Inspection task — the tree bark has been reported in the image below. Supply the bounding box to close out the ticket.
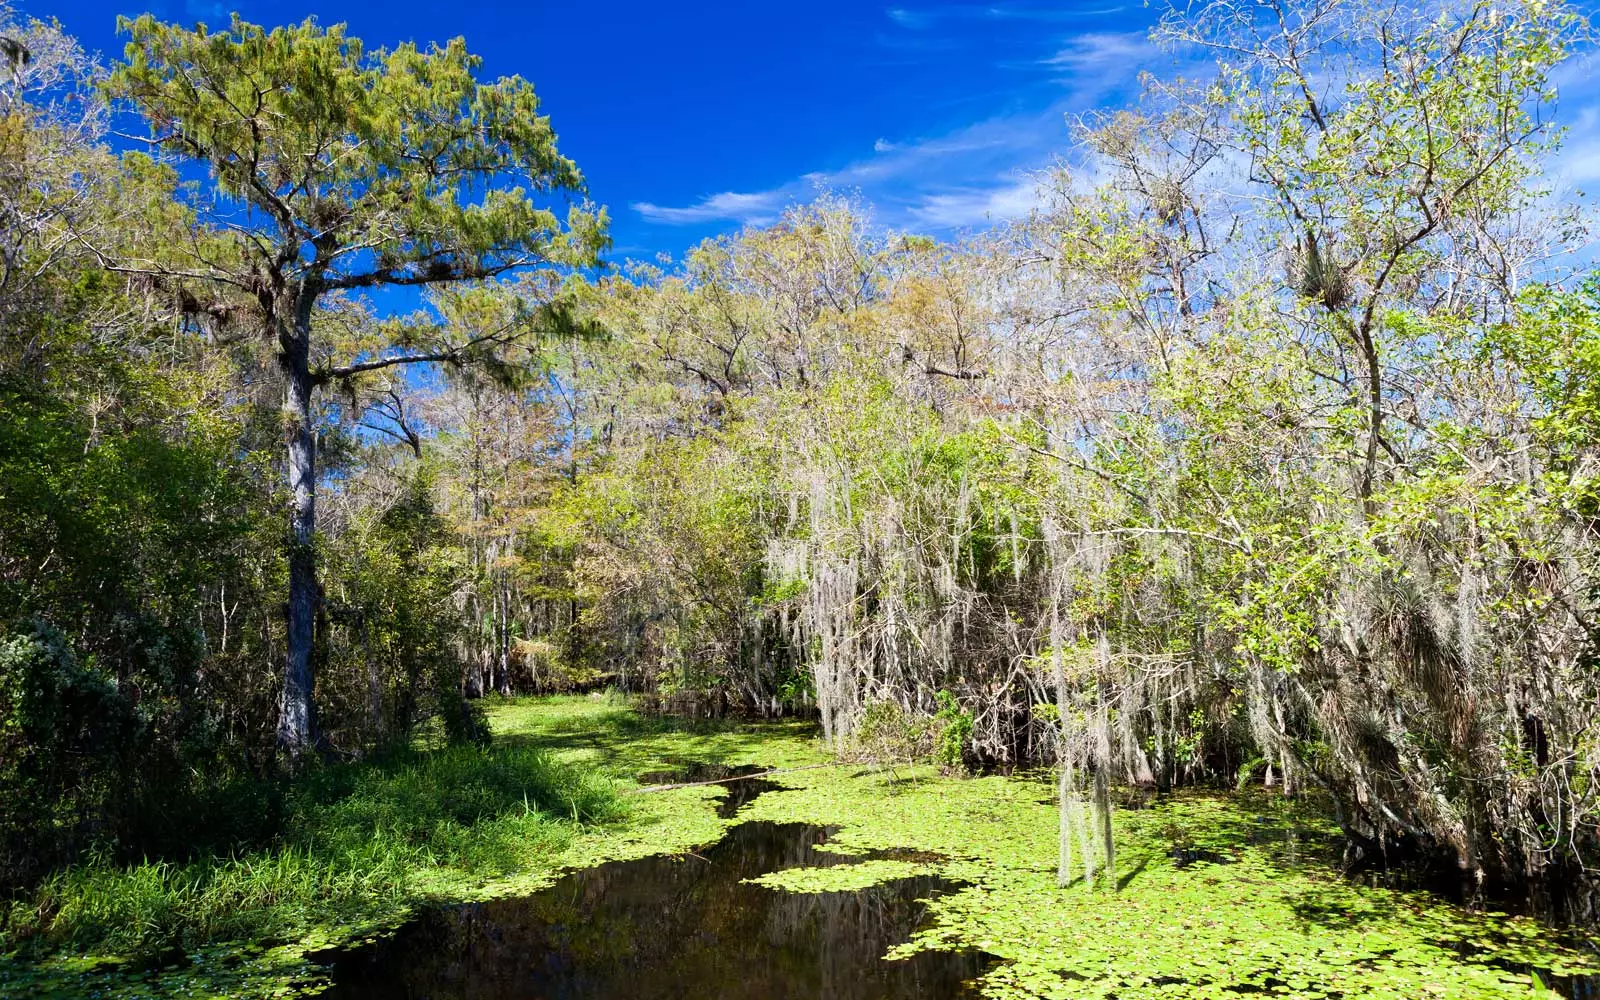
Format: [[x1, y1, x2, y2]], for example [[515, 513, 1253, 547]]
[[495, 568, 511, 696], [278, 292, 320, 756], [1053, 609, 1073, 888]]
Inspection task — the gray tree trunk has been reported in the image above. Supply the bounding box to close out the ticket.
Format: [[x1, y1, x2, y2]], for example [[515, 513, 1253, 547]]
[[495, 570, 511, 695], [278, 293, 319, 756]]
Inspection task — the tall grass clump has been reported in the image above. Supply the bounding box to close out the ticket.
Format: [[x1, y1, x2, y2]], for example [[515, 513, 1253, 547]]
[[0, 744, 622, 959]]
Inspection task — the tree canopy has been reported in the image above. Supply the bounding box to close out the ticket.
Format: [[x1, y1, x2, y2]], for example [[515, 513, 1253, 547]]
[[107, 14, 606, 296]]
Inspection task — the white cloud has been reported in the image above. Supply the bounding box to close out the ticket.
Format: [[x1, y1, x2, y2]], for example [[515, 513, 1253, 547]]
[[629, 15, 1160, 234], [887, 7, 930, 28], [1041, 30, 1151, 73], [1552, 105, 1600, 188], [634, 1, 1600, 250], [631, 190, 787, 226], [633, 108, 1060, 229], [830, 110, 1058, 187], [908, 175, 1044, 228], [888, 4, 1129, 28]]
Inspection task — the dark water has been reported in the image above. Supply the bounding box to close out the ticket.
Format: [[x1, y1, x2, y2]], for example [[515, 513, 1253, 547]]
[[636, 761, 785, 819], [311, 820, 992, 1000]]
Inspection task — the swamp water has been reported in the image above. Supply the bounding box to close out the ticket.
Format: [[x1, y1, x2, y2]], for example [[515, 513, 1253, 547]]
[[634, 760, 786, 819], [312, 767, 992, 1000]]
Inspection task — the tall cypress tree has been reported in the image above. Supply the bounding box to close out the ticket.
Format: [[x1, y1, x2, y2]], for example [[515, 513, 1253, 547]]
[[104, 15, 606, 756]]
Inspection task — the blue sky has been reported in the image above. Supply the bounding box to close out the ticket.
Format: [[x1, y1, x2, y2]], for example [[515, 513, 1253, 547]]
[[27, 0, 1600, 263], [36, 0, 1180, 259]]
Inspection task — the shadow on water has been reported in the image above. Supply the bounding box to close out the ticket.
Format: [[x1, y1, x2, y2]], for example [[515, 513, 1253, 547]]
[[636, 760, 785, 819], [310, 820, 994, 1000]]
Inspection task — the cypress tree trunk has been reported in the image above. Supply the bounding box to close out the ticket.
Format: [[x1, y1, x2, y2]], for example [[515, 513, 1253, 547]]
[[278, 294, 319, 756], [496, 568, 512, 696], [1055, 650, 1074, 886]]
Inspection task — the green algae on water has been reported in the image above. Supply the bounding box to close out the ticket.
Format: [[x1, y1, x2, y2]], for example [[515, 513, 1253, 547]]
[[734, 767, 1599, 999], [744, 858, 936, 893], [5, 697, 1597, 999]]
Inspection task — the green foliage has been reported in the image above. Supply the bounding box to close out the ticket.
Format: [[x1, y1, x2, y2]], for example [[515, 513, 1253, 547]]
[[5, 9, 1600, 993], [6, 698, 1598, 998], [107, 14, 607, 285], [0, 300, 269, 884], [1493, 279, 1600, 514], [1217, 0, 1576, 302], [321, 470, 486, 749], [743, 858, 931, 893], [3, 740, 620, 960], [0, 624, 135, 884], [850, 700, 937, 768], [932, 690, 972, 773], [542, 428, 778, 698], [850, 693, 972, 774], [99, 7, 610, 759], [737, 751, 1600, 1000], [1172, 706, 1208, 765]]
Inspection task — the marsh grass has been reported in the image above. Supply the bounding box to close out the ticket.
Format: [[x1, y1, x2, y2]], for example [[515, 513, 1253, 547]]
[[1, 742, 622, 960]]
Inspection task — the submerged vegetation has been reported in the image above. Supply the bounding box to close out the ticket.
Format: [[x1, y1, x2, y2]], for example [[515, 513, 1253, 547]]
[[3, 0, 1600, 993]]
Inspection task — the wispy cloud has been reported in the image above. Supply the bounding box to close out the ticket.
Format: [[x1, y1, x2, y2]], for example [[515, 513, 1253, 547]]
[[1041, 31, 1151, 73], [909, 175, 1044, 228], [991, 4, 1128, 20], [633, 111, 1057, 231], [1550, 52, 1600, 190], [632, 190, 787, 226], [632, 7, 1159, 235], [1553, 107, 1600, 189], [886, 7, 933, 29], [632, 0, 1600, 253], [887, 4, 1128, 29]]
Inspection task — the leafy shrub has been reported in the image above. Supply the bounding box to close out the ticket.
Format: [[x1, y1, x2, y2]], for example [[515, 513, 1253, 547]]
[[932, 690, 973, 773], [848, 692, 972, 774], [0, 623, 136, 886], [848, 700, 935, 768], [518, 638, 603, 692]]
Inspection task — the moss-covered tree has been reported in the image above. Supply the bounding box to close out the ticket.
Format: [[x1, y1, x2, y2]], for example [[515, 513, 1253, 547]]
[[102, 16, 606, 755]]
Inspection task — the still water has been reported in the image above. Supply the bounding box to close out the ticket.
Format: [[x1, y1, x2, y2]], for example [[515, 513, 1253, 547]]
[[313, 771, 991, 1000]]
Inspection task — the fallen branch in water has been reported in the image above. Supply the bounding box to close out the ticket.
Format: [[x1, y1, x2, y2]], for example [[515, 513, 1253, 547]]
[[629, 761, 841, 794]]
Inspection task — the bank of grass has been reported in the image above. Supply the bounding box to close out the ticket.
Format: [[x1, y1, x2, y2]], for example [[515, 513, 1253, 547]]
[[3, 740, 622, 960], [489, 693, 829, 773], [0, 696, 802, 998]]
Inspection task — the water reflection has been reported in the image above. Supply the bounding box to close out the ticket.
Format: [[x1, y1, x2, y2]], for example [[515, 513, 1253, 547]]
[[635, 761, 785, 819], [313, 822, 992, 1000]]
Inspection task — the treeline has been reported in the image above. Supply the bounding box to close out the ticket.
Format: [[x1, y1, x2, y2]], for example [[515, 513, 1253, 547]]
[[526, 0, 1600, 887], [0, 8, 599, 888], [0, 0, 1597, 905]]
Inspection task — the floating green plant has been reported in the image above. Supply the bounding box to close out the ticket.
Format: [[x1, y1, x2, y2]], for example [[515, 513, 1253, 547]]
[[4, 698, 1595, 999], [744, 859, 934, 893]]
